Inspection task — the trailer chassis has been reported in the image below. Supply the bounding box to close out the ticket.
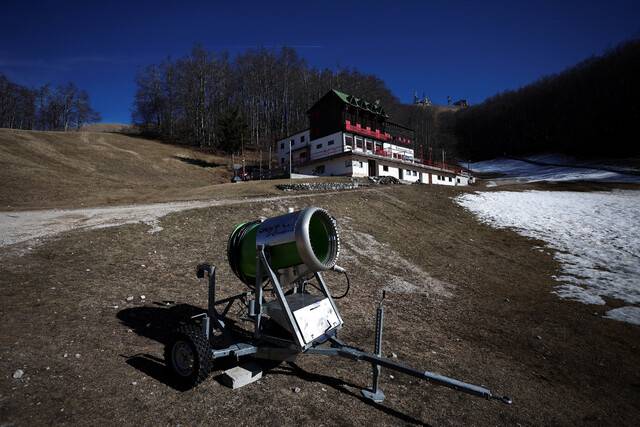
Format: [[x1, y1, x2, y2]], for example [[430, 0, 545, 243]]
[[164, 256, 511, 406]]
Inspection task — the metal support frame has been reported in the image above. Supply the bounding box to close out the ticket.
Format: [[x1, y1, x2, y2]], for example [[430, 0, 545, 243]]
[[306, 337, 512, 404], [314, 272, 343, 327], [257, 246, 312, 349], [191, 261, 512, 406]]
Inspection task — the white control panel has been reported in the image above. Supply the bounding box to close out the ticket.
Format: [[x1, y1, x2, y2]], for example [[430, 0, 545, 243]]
[[293, 298, 341, 344]]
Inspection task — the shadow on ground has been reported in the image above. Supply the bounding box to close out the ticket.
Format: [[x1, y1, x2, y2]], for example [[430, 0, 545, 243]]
[[117, 302, 206, 391], [275, 362, 430, 426], [117, 303, 429, 424], [173, 156, 222, 168]]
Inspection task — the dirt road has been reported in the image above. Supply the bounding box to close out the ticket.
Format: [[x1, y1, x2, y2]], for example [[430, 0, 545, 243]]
[[0, 192, 354, 248]]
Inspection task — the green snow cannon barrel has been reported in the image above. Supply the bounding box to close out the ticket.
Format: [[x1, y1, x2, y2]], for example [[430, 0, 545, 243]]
[[227, 207, 340, 287]]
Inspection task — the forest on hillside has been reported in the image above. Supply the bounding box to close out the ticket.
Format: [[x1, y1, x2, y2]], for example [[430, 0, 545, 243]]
[[0, 75, 100, 131], [453, 39, 640, 160], [133, 45, 457, 159], [133, 46, 397, 153]]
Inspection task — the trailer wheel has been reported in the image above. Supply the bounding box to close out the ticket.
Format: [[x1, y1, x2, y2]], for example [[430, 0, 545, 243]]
[[165, 324, 211, 388]]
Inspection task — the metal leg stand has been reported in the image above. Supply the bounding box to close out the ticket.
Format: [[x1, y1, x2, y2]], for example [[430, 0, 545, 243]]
[[361, 292, 386, 403]]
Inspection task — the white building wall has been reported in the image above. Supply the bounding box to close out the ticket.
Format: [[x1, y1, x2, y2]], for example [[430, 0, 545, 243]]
[[309, 131, 345, 161], [276, 130, 310, 165], [350, 159, 369, 177], [378, 164, 399, 179], [297, 157, 352, 176], [431, 174, 457, 186], [456, 175, 470, 186], [400, 167, 420, 182]]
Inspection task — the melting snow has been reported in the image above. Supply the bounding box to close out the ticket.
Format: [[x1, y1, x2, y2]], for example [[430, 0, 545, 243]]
[[604, 307, 640, 326], [471, 154, 640, 184], [456, 190, 640, 325]]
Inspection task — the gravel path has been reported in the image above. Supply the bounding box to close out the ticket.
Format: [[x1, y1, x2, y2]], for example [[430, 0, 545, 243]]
[[0, 192, 341, 248]]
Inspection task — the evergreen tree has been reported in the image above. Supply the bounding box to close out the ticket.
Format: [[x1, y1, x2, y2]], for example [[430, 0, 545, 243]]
[[215, 108, 247, 153]]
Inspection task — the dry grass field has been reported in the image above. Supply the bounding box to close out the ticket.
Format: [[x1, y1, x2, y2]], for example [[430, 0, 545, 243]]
[[0, 129, 236, 210]]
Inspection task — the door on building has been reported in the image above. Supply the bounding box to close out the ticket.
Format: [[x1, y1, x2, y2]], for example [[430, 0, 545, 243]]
[[368, 160, 377, 177], [399, 168, 404, 180]]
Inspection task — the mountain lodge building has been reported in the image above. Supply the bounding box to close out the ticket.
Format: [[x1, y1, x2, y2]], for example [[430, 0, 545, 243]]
[[276, 89, 472, 186]]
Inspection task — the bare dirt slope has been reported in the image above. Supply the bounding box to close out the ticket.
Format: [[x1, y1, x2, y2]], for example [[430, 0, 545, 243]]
[[1, 184, 638, 426], [0, 129, 234, 210]]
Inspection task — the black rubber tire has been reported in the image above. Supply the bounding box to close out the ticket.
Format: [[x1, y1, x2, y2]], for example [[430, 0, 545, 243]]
[[164, 324, 211, 388]]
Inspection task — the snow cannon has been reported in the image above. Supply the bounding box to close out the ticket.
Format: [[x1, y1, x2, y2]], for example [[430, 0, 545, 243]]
[[162, 206, 513, 409], [227, 207, 340, 287]]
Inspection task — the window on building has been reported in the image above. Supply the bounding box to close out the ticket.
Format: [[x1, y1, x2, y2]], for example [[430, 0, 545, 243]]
[[383, 165, 389, 172], [328, 140, 334, 146], [291, 139, 295, 146], [316, 143, 323, 149], [457, 178, 460, 183], [300, 152, 307, 158], [359, 161, 364, 168], [448, 177, 452, 182], [413, 171, 417, 176], [300, 135, 305, 142], [280, 143, 284, 150], [365, 140, 373, 151], [355, 137, 363, 149], [345, 135, 353, 148], [281, 157, 285, 164]]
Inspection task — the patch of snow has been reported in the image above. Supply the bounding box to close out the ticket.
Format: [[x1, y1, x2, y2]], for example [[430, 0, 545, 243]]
[[471, 154, 640, 184], [456, 190, 640, 324], [604, 306, 640, 326]]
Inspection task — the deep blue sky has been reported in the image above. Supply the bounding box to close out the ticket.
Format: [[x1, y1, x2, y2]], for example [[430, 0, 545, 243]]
[[1, 0, 638, 123]]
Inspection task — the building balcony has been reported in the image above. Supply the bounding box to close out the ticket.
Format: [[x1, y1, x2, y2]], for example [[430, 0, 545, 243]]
[[371, 149, 463, 174], [390, 136, 413, 145], [345, 120, 391, 141], [373, 148, 412, 161]]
